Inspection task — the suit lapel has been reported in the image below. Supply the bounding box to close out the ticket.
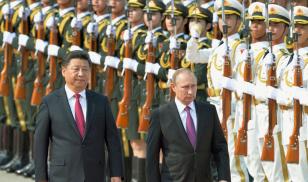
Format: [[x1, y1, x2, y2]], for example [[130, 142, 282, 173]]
[[83, 91, 94, 142], [170, 101, 193, 150], [58, 88, 81, 139]]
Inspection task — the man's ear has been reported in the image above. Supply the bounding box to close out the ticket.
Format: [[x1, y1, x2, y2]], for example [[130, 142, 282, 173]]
[[170, 82, 176, 93], [61, 66, 66, 77]]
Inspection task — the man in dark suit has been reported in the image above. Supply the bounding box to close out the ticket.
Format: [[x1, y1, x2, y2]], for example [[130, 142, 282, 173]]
[[34, 51, 123, 182], [146, 68, 230, 182]]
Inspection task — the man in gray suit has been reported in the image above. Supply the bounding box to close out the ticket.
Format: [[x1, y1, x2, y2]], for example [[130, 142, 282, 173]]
[[146, 68, 230, 182], [34, 51, 123, 182]]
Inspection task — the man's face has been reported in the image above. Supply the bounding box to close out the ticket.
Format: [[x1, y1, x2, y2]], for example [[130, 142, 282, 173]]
[[62, 58, 90, 93], [218, 14, 241, 36], [92, 0, 107, 14], [295, 24, 308, 45], [165, 15, 187, 34], [78, 0, 89, 12], [269, 22, 287, 42], [144, 12, 163, 29], [171, 72, 197, 106], [57, 0, 72, 8], [250, 19, 266, 40], [109, 0, 125, 15], [128, 7, 144, 24]]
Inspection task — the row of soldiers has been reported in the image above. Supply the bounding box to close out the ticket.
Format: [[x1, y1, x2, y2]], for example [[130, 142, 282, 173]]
[[0, 0, 307, 182]]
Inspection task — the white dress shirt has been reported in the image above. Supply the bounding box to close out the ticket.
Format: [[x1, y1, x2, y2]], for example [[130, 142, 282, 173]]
[[174, 98, 197, 132], [65, 85, 87, 122]]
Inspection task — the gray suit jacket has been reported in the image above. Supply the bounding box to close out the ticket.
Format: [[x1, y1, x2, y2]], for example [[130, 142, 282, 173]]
[[146, 101, 230, 182], [34, 88, 123, 182]]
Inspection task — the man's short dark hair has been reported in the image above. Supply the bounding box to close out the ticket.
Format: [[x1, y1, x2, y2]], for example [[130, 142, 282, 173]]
[[62, 50, 92, 67]]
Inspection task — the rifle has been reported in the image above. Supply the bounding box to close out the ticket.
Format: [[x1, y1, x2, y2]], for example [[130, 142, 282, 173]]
[[72, 0, 81, 46], [221, 0, 231, 141], [138, 0, 155, 133], [0, 0, 13, 96], [286, 1, 301, 164], [31, 10, 45, 105], [88, 0, 98, 90], [45, 15, 58, 95], [104, 6, 116, 99], [169, 0, 180, 100], [116, 6, 132, 129], [15, 3, 30, 100], [261, 0, 277, 161], [235, 0, 250, 156]]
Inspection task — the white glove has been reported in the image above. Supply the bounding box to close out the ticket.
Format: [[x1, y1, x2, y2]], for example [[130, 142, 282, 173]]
[[1, 4, 12, 17], [46, 16, 57, 29], [3, 31, 16, 45], [266, 86, 278, 100], [47, 44, 60, 57], [70, 17, 82, 30], [263, 52, 275, 65], [213, 12, 218, 23], [145, 31, 154, 44], [18, 7, 30, 18], [237, 80, 255, 95], [88, 51, 101, 65], [34, 12, 43, 24], [123, 29, 132, 42], [168, 69, 176, 81], [69, 45, 83, 51], [35, 39, 48, 53], [190, 29, 200, 39], [104, 56, 120, 69], [289, 54, 304, 69], [169, 36, 178, 50], [145, 62, 161, 75], [219, 76, 237, 91], [254, 85, 268, 101], [122, 58, 138, 73], [87, 22, 98, 35], [298, 89, 308, 106], [18, 34, 29, 47], [292, 86, 302, 100], [106, 25, 115, 37], [186, 37, 199, 62], [211, 39, 221, 49], [276, 89, 291, 105]]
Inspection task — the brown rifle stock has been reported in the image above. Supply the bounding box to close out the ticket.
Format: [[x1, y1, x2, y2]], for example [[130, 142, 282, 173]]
[[116, 39, 132, 128], [138, 41, 156, 133], [45, 22, 58, 95], [169, 49, 180, 100], [88, 30, 97, 90], [286, 60, 302, 164], [234, 58, 252, 156], [261, 64, 277, 161], [213, 22, 222, 40], [31, 20, 45, 105], [221, 55, 231, 141], [0, 13, 13, 96], [14, 14, 29, 100], [104, 33, 116, 99]]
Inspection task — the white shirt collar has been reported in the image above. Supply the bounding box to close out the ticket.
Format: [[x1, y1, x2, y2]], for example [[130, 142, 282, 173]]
[[65, 85, 86, 100], [111, 14, 126, 25], [222, 33, 240, 43], [131, 23, 144, 33], [29, 2, 40, 10], [77, 11, 91, 19], [273, 43, 286, 53], [59, 7, 75, 17], [95, 14, 110, 23], [175, 97, 195, 113], [251, 41, 269, 50], [42, 6, 52, 15]]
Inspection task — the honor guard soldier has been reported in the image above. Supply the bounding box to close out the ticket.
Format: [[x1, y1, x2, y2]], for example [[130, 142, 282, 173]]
[[158, 1, 189, 104], [0, 0, 27, 173], [279, 5, 308, 182], [186, 0, 250, 181], [255, 3, 291, 181], [187, 4, 212, 102]]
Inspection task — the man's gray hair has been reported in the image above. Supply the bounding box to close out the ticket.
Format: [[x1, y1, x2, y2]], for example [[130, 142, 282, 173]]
[[171, 68, 197, 84]]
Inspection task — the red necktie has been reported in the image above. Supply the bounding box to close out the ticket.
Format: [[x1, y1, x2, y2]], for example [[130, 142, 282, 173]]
[[75, 94, 85, 138]]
